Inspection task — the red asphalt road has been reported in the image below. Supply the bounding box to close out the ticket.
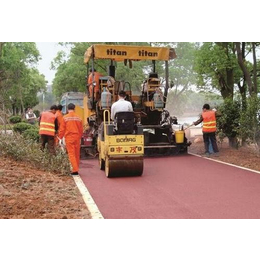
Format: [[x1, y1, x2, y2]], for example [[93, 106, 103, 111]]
[[79, 155, 260, 219]]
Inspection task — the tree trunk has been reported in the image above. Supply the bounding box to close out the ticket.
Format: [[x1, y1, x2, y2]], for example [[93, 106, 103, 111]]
[[236, 42, 254, 96], [0, 42, 5, 56], [252, 42, 258, 95], [218, 73, 232, 99], [216, 42, 234, 100], [228, 136, 238, 149], [238, 80, 247, 110], [226, 68, 234, 99]]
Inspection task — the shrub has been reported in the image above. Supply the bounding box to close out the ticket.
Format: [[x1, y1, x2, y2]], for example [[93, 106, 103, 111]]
[[217, 99, 241, 148], [9, 115, 22, 124], [22, 128, 40, 142], [33, 110, 40, 118], [0, 133, 70, 175], [13, 122, 34, 134], [239, 96, 260, 149]]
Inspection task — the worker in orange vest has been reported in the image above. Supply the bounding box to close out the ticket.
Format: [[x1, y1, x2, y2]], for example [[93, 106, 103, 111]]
[[55, 104, 64, 145], [58, 103, 83, 176], [87, 68, 103, 101], [39, 105, 58, 155], [193, 103, 220, 157]]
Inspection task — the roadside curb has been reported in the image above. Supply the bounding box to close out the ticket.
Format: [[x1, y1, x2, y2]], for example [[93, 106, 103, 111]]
[[73, 175, 104, 219], [189, 152, 260, 175]]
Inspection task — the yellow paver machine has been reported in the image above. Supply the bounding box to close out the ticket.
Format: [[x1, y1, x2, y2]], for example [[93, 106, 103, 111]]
[[79, 44, 190, 177]]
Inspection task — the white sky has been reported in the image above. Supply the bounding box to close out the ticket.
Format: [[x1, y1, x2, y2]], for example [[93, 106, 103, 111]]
[[36, 42, 69, 84]]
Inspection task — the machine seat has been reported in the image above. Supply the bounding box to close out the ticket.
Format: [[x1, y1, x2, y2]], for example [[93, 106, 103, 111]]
[[114, 112, 135, 134]]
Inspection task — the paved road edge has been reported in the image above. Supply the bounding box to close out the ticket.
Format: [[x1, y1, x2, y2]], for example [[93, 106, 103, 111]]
[[189, 152, 260, 175], [73, 176, 104, 219]]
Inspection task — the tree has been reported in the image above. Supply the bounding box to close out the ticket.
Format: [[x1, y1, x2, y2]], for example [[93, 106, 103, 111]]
[[239, 96, 260, 151], [0, 42, 46, 114], [194, 42, 241, 100], [217, 99, 241, 148], [236, 42, 254, 96], [235, 42, 260, 97], [52, 42, 107, 98], [164, 42, 198, 114]]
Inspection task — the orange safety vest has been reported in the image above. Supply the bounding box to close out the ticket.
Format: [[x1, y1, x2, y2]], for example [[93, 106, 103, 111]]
[[39, 111, 56, 136], [202, 110, 217, 132]]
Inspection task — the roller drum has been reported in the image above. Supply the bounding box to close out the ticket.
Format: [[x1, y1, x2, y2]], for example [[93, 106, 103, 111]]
[[105, 156, 143, 178]]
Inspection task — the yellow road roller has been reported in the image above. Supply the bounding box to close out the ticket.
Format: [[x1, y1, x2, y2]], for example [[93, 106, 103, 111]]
[[98, 110, 144, 178]]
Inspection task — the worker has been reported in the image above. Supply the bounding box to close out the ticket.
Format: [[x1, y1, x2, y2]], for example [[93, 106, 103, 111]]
[[58, 103, 83, 176], [111, 90, 133, 120], [39, 105, 58, 155], [193, 104, 219, 157], [55, 104, 64, 145], [25, 108, 37, 125], [88, 68, 103, 101]]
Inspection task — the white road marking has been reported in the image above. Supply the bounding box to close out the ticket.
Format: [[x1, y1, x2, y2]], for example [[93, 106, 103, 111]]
[[73, 176, 104, 219], [189, 152, 260, 175]]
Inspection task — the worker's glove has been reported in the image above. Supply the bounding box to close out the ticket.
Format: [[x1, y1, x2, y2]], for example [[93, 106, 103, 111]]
[[57, 137, 66, 153], [57, 136, 63, 146]]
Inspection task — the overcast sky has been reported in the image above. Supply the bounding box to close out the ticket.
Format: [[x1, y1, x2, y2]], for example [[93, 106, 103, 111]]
[[36, 42, 70, 84]]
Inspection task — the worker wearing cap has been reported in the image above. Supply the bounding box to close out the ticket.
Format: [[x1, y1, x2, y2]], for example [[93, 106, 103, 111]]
[[111, 90, 133, 120], [55, 104, 64, 145], [193, 103, 219, 157], [58, 103, 83, 176], [39, 105, 58, 155]]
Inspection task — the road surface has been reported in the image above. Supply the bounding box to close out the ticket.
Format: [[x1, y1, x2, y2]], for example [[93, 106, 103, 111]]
[[79, 154, 260, 219]]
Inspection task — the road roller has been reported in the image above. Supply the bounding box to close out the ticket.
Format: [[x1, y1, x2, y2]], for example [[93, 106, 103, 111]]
[[98, 110, 144, 178]]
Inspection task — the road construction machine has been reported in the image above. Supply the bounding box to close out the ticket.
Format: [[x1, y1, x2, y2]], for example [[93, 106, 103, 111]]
[[75, 44, 190, 176], [98, 110, 144, 177]]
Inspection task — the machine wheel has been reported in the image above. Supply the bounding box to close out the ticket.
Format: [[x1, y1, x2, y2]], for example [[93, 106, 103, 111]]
[[99, 152, 105, 170]]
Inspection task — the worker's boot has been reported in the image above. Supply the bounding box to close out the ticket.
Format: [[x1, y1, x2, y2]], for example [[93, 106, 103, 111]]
[[201, 152, 210, 158]]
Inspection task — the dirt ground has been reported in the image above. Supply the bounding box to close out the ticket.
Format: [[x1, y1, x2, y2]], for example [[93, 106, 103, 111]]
[[0, 157, 91, 219], [189, 137, 260, 171], [1, 137, 260, 219]]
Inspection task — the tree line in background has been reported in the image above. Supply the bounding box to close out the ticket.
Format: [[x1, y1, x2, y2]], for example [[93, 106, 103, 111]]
[[0, 42, 46, 117], [1, 42, 260, 150]]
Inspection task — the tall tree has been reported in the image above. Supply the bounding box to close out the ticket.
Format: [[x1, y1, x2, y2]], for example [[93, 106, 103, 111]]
[[165, 42, 198, 114], [0, 42, 46, 114], [194, 42, 239, 100], [235, 42, 254, 96], [252, 42, 258, 94]]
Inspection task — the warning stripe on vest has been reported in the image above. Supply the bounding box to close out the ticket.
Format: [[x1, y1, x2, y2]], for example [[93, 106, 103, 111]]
[[40, 122, 55, 127], [39, 127, 55, 132]]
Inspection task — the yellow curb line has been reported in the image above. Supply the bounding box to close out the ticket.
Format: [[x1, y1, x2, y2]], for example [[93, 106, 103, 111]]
[[189, 152, 260, 175], [73, 176, 104, 219]]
